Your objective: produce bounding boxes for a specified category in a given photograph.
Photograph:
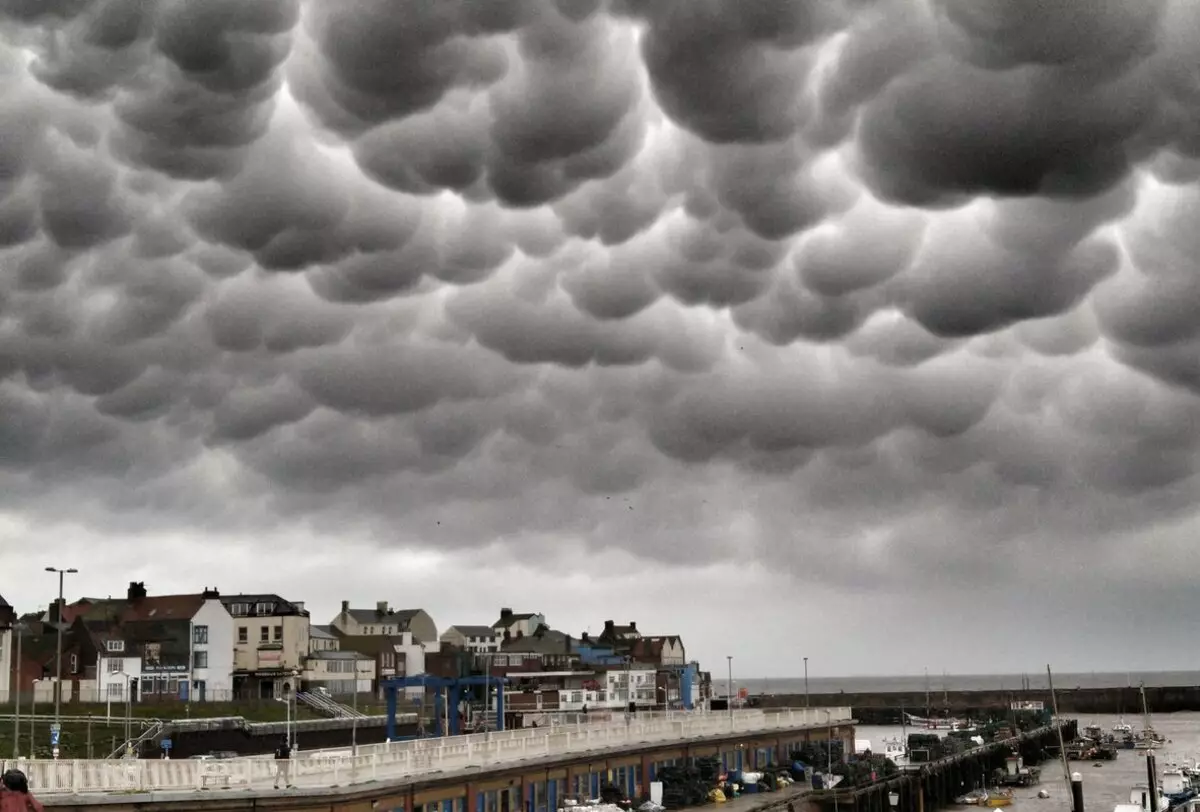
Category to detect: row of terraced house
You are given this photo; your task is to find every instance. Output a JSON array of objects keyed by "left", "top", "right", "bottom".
[{"left": 0, "top": 585, "right": 712, "bottom": 722}]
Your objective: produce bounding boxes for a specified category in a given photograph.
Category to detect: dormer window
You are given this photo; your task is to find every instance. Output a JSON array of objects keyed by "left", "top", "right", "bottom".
[
  {"left": 230, "top": 603, "right": 250, "bottom": 616},
  {"left": 255, "top": 602, "right": 272, "bottom": 615},
  {"left": 106, "top": 640, "right": 125, "bottom": 653}
]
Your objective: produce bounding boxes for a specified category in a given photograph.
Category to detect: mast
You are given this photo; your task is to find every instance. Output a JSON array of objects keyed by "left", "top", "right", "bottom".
[
  {"left": 925, "top": 668, "right": 931, "bottom": 718},
  {"left": 1047, "top": 665, "right": 1072, "bottom": 791}
]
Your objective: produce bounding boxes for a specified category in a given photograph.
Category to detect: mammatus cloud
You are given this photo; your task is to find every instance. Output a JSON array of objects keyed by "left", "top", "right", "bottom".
[{"left": 3, "top": 0, "right": 1200, "bottom": 671}]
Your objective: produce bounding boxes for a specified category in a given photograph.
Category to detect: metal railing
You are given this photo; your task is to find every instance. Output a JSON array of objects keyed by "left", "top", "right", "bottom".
[{"left": 3, "top": 707, "right": 851, "bottom": 797}]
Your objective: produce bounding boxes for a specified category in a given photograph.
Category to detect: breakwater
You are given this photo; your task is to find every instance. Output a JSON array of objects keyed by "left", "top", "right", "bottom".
[{"left": 763, "top": 684, "right": 1200, "bottom": 718}]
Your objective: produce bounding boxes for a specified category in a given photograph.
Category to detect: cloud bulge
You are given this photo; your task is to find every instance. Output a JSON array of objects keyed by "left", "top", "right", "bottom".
[{"left": 3, "top": 0, "right": 1200, "bottom": 675}]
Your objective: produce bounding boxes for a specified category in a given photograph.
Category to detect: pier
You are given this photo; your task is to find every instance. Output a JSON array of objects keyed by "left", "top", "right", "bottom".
[
  {"left": 766, "top": 683, "right": 1200, "bottom": 717},
  {"left": 5, "top": 707, "right": 853, "bottom": 811},
  {"left": 804, "top": 721, "right": 1078, "bottom": 812}
]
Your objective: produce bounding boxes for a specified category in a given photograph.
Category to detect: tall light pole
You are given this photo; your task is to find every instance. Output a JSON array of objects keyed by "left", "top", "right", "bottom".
[
  {"left": 12, "top": 622, "right": 25, "bottom": 758},
  {"left": 726, "top": 656, "right": 734, "bottom": 725},
  {"left": 45, "top": 566, "right": 78, "bottom": 734},
  {"left": 804, "top": 657, "right": 810, "bottom": 708}
]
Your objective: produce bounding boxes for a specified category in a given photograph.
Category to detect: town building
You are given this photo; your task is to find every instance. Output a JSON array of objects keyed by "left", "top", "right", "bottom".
[
  {"left": 302, "top": 650, "right": 375, "bottom": 696},
  {"left": 491, "top": 609, "right": 545, "bottom": 638},
  {"left": 330, "top": 601, "right": 436, "bottom": 643},
  {"left": 330, "top": 603, "right": 438, "bottom": 699},
  {"left": 61, "top": 583, "right": 234, "bottom": 702},
  {"left": 309, "top": 625, "right": 339, "bottom": 654},
  {"left": 440, "top": 625, "right": 502, "bottom": 653},
  {"left": 221, "top": 593, "right": 311, "bottom": 699},
  {"left": 0, "top": 595, "right": 13, "bottom": 701}
]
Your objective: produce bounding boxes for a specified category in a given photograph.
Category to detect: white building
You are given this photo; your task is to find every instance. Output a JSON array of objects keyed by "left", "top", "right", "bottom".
[
  {"left": 93, "top": 632, "right": 142, "bottom": 706},
  {"left": 440, "top": 625, "right": 503, "bottom": 653},
  {"left": 559, "top": 665, "right": 657, "bottom": 711},
  {"left": 188, "top": 593, "right": 234, "bottom": 701}
]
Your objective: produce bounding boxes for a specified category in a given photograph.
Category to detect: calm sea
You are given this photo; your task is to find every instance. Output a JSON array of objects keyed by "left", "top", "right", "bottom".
[{"left": 741, "top": 671, "right": 1200, "bottom": 695}]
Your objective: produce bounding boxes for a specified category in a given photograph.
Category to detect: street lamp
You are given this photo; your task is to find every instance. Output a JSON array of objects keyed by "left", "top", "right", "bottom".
[
  {"left": 45, "top": 566, "right": 78, "bottom": 733},
  {"left": 11, "top": 622, "right": 26, "bottom": 758},
  {"left": 726, "top": 656, "right": 734, "bottom": 725},
  {"left": 804, "top": 657, "right": 809, "bottom": 709}
]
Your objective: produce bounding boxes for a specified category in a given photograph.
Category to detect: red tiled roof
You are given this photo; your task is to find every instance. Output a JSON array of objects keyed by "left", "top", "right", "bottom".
[{"left": 63, "top": 595, "right": 205, "bottom": 624}]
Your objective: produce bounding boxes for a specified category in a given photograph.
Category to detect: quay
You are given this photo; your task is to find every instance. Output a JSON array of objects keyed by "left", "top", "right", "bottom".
[
  {"left": 806, "top": 720, "right": 1079, "bottom": 812},
  {"left": 766, "top": 683, "right": 1200, "bottom": 717},
  {"left": 3, "top": 707, "right": 853, "bottom": 812}
]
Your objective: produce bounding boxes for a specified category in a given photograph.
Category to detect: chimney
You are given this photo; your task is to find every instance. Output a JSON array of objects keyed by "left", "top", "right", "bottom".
[
  {"left": 201, "top": 587, "right": 220, "bottom": 599},
  {"left": 500, "top": 608, "right": 513, "bottom": 620},
  {"left": 127, "top": 582, "right": 147, "bottom": 601},
  {"left": 516, "top": 629, "right": 524, "bottom": 638},
  {"left": 581, "top": 632, "right": 590, "bottom": 643},
  {"left": 341, "top": 600, "right": 350, "bottom": 613},
  {"left": 604, "top": 620, "right": 614, "bottom": 631},
  {"left": 376, "top": 601, "right": 388, "bottom": 616},
  {"left": 629, "top": 621, "right": 636, "bottom": 632},
  {"left": 293, "top": 601, "right": 305, "bottom": 613}
]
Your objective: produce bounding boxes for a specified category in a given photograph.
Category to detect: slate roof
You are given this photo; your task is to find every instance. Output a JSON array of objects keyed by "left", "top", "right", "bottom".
[
  {"left": 492, "top": 612, "right": 537, "bottom": 629},
  {"left": 501, "top": 628, "right": 575, "bottom": 655},
  {"left": 310, "top": 625, "right": 337, "bottom": 640},
  {"left": 447, "top": 625, "right": 496, "bottom": 638},
  {"left": 220, "top": 594, "right": 308, "bottom": 616},
  {"left": 344, "top": 607, "right": 421, "bottom": 627}
]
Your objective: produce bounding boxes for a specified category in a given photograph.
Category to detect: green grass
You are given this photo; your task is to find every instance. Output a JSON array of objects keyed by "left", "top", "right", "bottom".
[{"left": 0, "top": 717, "right": 155, "bottom": 760}]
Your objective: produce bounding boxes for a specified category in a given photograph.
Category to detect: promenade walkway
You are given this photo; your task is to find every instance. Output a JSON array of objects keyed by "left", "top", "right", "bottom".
[{"left": 2, "top": 707, "right": 852, "bottom": 799}]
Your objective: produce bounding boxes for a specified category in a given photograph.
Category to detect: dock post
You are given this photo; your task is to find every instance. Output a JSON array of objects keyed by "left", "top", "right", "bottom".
[{"left": 1071, "top": 772, "right": 1084, "bottom": 812}]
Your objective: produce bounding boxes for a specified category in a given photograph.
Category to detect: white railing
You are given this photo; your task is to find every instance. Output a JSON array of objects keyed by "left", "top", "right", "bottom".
[{"left": 5, "top": 707, "right": 851, "bottom": 798}]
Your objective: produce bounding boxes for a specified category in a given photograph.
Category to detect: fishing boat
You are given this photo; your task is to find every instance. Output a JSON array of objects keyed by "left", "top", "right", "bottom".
[
  {"left": 954, "top": 789, "right": 1013, "bottom": 807},
  {"left": 878, "top": 736, "right": 910, "bottom": 768},
  {"left": 905, "top": 712, "right": 964, "bottom": 730},
  {"left": 1115, "top": 722, "right": 1134, "bottom": 735}
]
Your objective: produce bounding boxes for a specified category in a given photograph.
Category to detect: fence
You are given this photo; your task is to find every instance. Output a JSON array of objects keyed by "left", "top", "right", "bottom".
[{"left": 2, "top": 707, "right": 852, "bottom": 797}]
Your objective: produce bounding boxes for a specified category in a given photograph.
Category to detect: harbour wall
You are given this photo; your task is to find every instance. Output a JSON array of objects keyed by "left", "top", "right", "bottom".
[{"left": 763, "top": 685, "right": 1200, "bottom": 718}]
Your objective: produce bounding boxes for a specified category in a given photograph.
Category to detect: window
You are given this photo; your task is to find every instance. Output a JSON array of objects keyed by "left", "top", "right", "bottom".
[
  {"left": 260, "top": 626, "right": 269, "bottom": 643},
  {"left": 106, "top": 639, "right": 125, "bottom": 653},
  {"left": 108, "top": 658, "right": 123, "bottom": 674},
  {"left": 238, "top": 626, "right": 248, "bottom": 643},
  {"left": 107, "top": 683, "right": 123, "bottom": 699},
  {"left": 193, "top": 625, "right": 209, "bottom": 644},
  {"left": 273, "top": 625, "right": 283, "bottom": 641},
  {"left": 230, "top": 603, "right": 250, "bottom": 616},
  {"left": 255, "top": 602, "right": 272, "bottom": 615},
  {"left": 193, "top": 650, "right": 208, "bottom": 669},
  {"left": 141, "top": 677, "right": 153, "bottom": 695}
]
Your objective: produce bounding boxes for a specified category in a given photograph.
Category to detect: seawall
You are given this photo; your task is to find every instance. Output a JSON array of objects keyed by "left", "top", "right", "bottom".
[{"left": 762, "top": 684, "right": 1200, "bottom": 718}]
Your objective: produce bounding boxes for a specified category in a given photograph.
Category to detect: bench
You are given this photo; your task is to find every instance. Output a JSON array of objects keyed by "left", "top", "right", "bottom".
[{"left": 198, "top": 762, "right": 249, "bottom": 789}]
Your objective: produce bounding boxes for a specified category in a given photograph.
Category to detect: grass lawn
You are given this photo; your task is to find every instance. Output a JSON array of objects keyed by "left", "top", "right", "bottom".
[{"left": 9, "top": 701, "right": 323, "bottom": 723}]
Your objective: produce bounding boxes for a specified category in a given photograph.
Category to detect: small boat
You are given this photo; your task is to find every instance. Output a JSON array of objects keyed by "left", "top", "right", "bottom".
[
  {"left": 878, "top": 736, "right": 909, "bottom": 767},
  {"left": 985, "top": 790, "right": 1015, "bottom": 808},
  {"left": 1115, "top": 723, "right": 1134, "bottom": 734}
]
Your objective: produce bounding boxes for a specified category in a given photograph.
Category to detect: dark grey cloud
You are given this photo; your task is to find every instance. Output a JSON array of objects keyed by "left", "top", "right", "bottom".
[{"left": 3, "top": 0, "right": 1200, "bottom": 673}]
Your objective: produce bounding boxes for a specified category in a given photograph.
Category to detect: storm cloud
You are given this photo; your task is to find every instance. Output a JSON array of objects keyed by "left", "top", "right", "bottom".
[{"left": 4, "top": 0, "right": 1200, "bottom": 673}]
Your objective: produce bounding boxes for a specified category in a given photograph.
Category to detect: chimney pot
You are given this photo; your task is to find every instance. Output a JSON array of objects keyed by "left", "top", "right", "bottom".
[
  {"left": 376, "top": 601, "right": 388, "bottom": 615},
  {"left": 604, "top": 620, "right": 614, "bottom": 630},
  {"left": 341, "top": 600, "right": 350, "bottom": 613},
  {"left": 629, "top": 621, "right": 636, "bottom": 631}
]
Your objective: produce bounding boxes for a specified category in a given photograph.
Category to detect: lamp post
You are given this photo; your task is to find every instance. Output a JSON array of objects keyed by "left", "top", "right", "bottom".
[
  {"left": 726, "top": 656, "right": 734, "bottom": 725},
  {"left": 12, "top": 622, "right": 25, "bottom": 758},
  {"left": 804, "top": 657, "right": 809, "bottom": 709},
  {"left": 45, "top": 566, "right": 78, "bottom": 732}
]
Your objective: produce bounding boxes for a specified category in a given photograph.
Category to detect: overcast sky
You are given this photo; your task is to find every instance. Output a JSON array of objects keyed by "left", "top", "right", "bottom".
[{"left": 3, "top": 0, "right": 1200, "bottom": 679}]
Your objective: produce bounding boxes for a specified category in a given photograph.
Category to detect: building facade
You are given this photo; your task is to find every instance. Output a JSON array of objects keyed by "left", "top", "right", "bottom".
[
  {"left": 303, "top": 650, "right": 375, "bottom": 695},
  {"left": 0, "top": 595, "right": 13, "bottom": 701},
  {"left": 331, "top": 602, "right": 437, "bottom": 644},
  {"left": 492, "top": 609, "right": 546, "bottom": 639},
  {"left": 222, "top": 593, "right": 311, "bottom": 699},
  {"left": 440, "top": 625, "right": 502, "bottom": 653}
]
